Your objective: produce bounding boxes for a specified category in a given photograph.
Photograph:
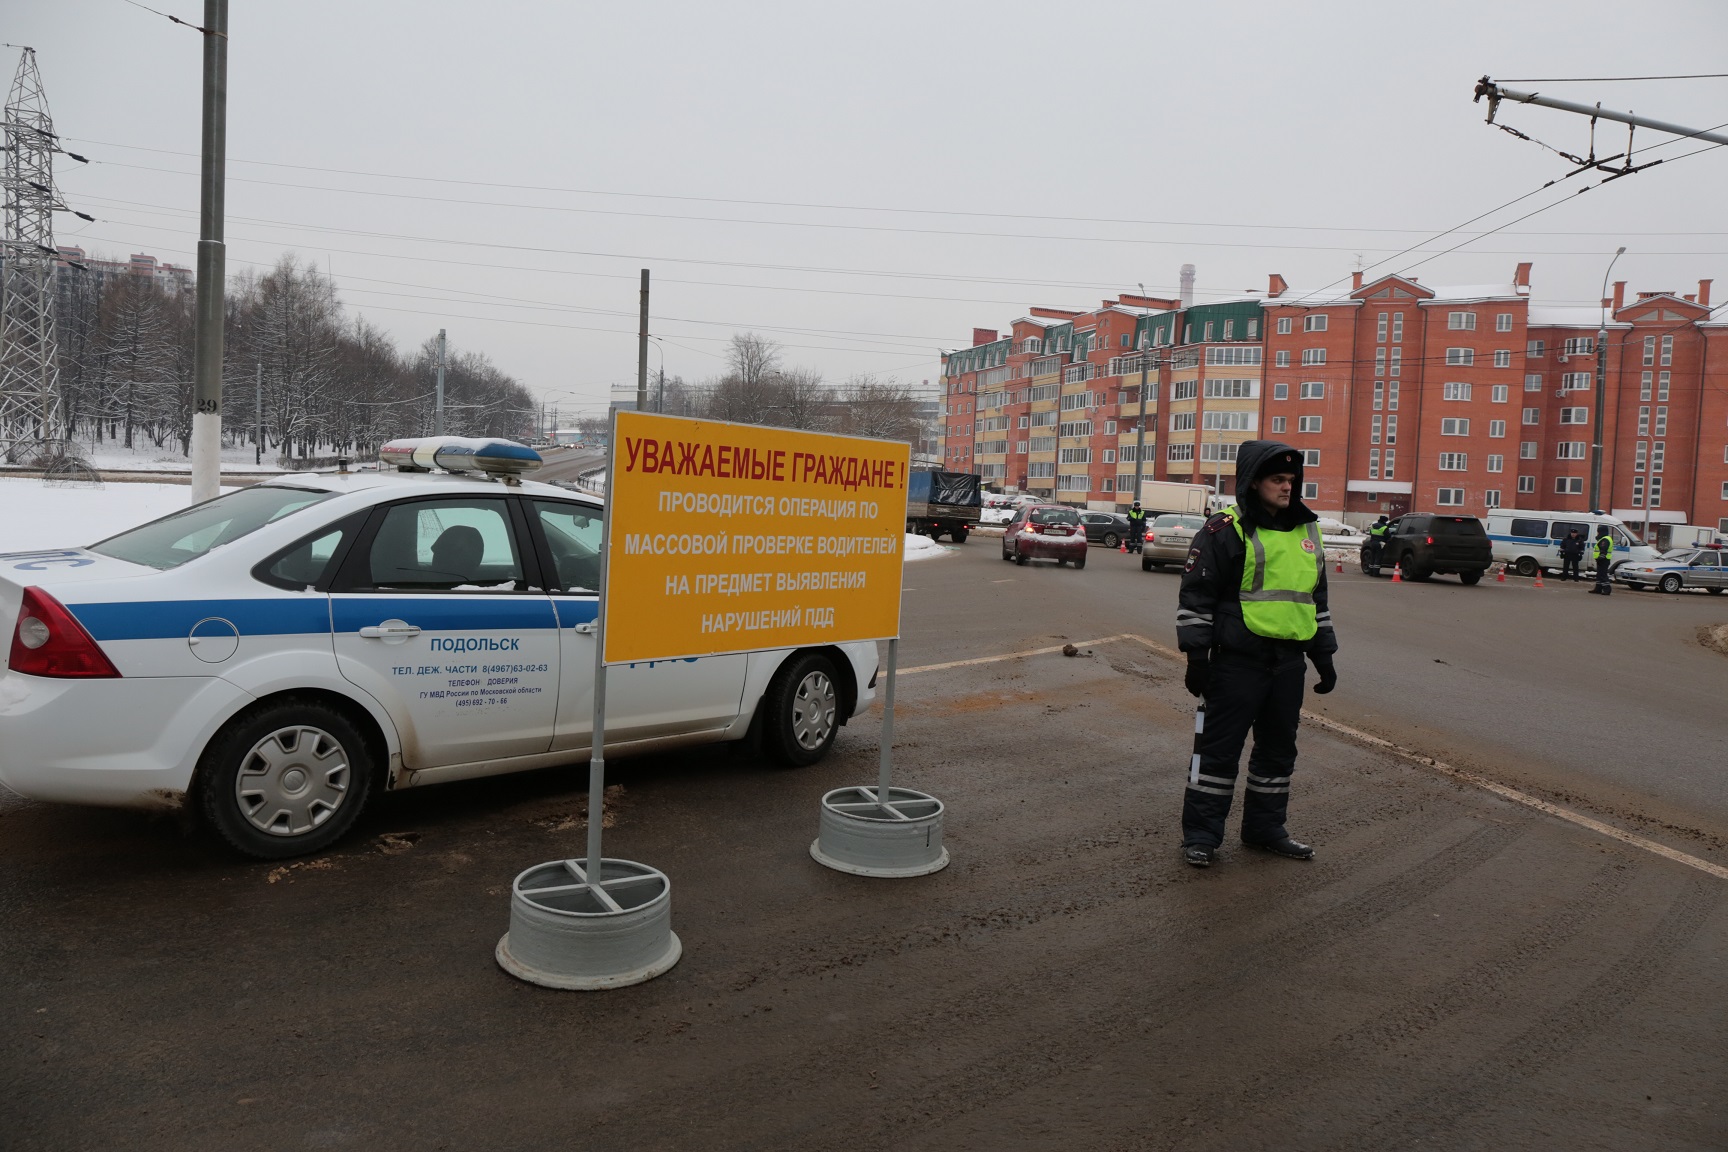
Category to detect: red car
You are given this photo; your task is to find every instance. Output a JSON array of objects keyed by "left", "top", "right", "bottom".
[{"left": 1001, "top": 504, "right": 1090, "bottom": 568}]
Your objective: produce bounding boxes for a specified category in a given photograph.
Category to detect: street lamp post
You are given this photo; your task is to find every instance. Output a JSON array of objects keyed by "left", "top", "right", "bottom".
[{"left": 1588, "top": 246, "right": 1627, "bottom": 513}]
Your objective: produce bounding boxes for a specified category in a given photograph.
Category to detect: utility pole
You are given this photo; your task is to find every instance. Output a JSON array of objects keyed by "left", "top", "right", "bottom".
[
  {"left": 1474, "top": 79, "right": 1728, "bottom": 148},
  {"left": 636, "top": 269, "right": 649, "bottom": 413},
  {"left": 254, "top": 360, "right": 262, "bottom": 466},
  {"left": 657, "top": 365, "right": 665, "bottom": 414},
  {"left": 1590, "top": 246, "right": 1627, "bottom": 512},
  {"left": 189, "top": 0, "right": 228, "bottom": 504},
  {"left": 434, "top": 328, "right": 446, "bottom": 435}
]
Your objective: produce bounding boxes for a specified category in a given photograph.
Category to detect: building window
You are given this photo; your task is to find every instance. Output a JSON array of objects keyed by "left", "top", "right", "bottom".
[
  {"left": 1171, "top": 380, "right": 1198, "bottom": 401},
  {"left": 1384, "top": 449, "right": 1396, "bottom": 478},
  {"left": 1649, "top": 476, "right": 1663, "bottom": 507},
  {"left": 1527, "top": 339, "right": 1545, "bottom": 358},
  {"left": 1441, "top": 418, "right": 1470, "bottom": 436},
  {"left": 1562, "top": 337, "right": 1595, "bottom": 356},
  {"left": 1525, "top": 373, "right": 1543, "bottom": 392},
  {"left": 1561, "top": 372, "right": 1592, "bottom": 392},
  {"left": 1438, "top": 453, "right": 1468, "bottom": 471},
  {"left": 1273, "top": 382, "right": 1289, "bottom": 400},
  {"left": 1221, "top": 320, "right": 1235, "bottom": 340},
  {"left": 1392, "top": 313, "right": 1404, "bottom": 342},
  {"left": 1247, "top": 320, "right": 1259, "bottom": 339},
  {"left": 1373, "top": 381, "right": 1384, "bottom": 410},
  {"left": 1375, "top": 348, "right": 1387, "bottom": 376},
  {"left": 1104, "top": 419, "right": 1117, "bottom": 434},
  {"left": 1299, "top": 381, "right": 1324, "bottom": 399},
  {"left": 1437, "top": 488, "right": 1465, "bottom": 506},
  {"left": 1496, "top": 313, "right": 1513, "bottom": 332},
  {"left": 1661, "top": 334, "right": 1673, "bottom": 366},
  {"left": 1485, "top": 489, "right": 1502, "bottom": 508},
  {"left": 1448, "top": 311, "right": 1477, "bottom": 331},
  {"left": 1377, "top": 313, "right": 1388, "bottom": 342},
  {"left": 1298, "top": 415, "right": 1322, "bottom": 433},
  {"left": 1101, "top": 477, "right": 1114, "bottom": 492},
  {"left": 1207, "top": 346, "right": 1262, "bottom": 366},
  {"left": 1494, "top": 349, "right": 1513, "bottom": 368},
  {"left": 1522, "top": 408, "right": 1540, "bottom": 425},
  {"left": 1390, "top": 348, "right": 1402, "bottom": 376},
  {"left": 1203, "top": 322, "right": 1214, "bottom": 342},
  {"left": 1275, "top": 350, "right": 1291, "bottom": 367},
  {"left": 1658, "top": 371, "right": 1670, "bottom": 402},
  {"left": 1632, "top": 476, "right": 1644, "bottom": 506},
  {"left": 1635, "top": 441, "right": 1648, "bottom": 471},
  {"left": 1270, "top": 416, "right": 1287, "bottom": 433},
  {"left": 1302, "top": 481, "right": 1319, "bottom": 499},
  {"left": 1638, "top": 406, "right": 1650, "bottom": 435},
  {"left": 1371, "top": 414, "right": 1382, "bottom": 444},
  {"left": 1643, "top": 336, "right": 1656, "bottom": 366},
  {"left": 1301, "top": 348, "right": 1327, "bottom": 366},
  {"left": 1369, "top": 449, "right": 1380, "bottom": 480},
  {"left": 1558, "top": 407, "right": 1588, "bottom": 424},
  {"left": 1446, "top": 348, "right": 1475, "bottom": 366},
  {"left": 1303, "top": 449, "right": 1321, "bottom": 467},
  {"left": 1443, "top": 382, "right": 1472, "bottom": 401},
  {"left": 1167, "top": 443, "right": 1194, "bottom": 462},
  {"left": 1171, "top": 412, "right": 1196, "bottom": 432},
  {"left": 1487, "top": 454, "right": 1504, "bottom": 473},
  {"left": 1655, "top": 406, "right": 1668, "bottom": 436},
  {"left": 1651, "top": 441, "right": 1665, "bottom": 473},
  {"left": 1276, "top": 316, "right": 1292, "bottom": 334},
  {"left": 1557, "top": 442, "right": 1587, "bottom": 459},
  {"left": 1016, "top": 441, "right": 1028, "bottom": 454},
  {"left": 1388, "top": 382, "right": 1400, "bottom": 411},
  {"left": 1489, "top": 420, "right": 1506, "bottom": 438},
  {"left": 1555, "top": 477, "right": 1584, "bottom": 495},
  {"left": 1386, "top": 415, "right": 1398, "bottom": 443},
  {"left": 1491, "top": 384, "right": 1509, "bottom": 403},
  {"left": 1102, "top": 449, "right": 1116, "bottom": 463},
  {"left": 1204, "top": 378, "right": 1259, "bottom": 399},
  {"left": 1304, "top": 314, "right": 1328, "bottom": 332},
  {"left": 1199, "top": 442, "right": 1239, "bottom": 464},
  {"left": 1202, "top": 410, "right": 1256, "bottom": 431},
  {"left": 1518, "top": 476, "right": 1536, "bottom": 494},
  {"left": 1520, "top": 441, "right": 1537, "bottom": 459},
  {"left": 1059, "top": 448, "right": 1091, "bottom": 464}
]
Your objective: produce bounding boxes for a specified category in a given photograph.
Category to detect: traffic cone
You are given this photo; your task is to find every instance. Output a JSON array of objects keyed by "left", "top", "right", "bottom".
[
  {"left": 1335, "top": 558, "right": 1344, "bottom": 573},
  {"left": 1533, "top": 569, "right": 1545, "bottom": 588},
  {"left": 1391, "top": 563, "right": 1402, "bottom": 583},
  {"left": 1496, "top": 563, "right": 1506, "bottom": 582},
  {"left": 1119, "top": 541, "right": 1128, "bottom": 553}
]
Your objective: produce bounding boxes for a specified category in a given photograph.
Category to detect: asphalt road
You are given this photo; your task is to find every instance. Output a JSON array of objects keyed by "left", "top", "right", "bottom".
[{"left": 3, "top": 536, "right": 1725, "bottom": 1150}]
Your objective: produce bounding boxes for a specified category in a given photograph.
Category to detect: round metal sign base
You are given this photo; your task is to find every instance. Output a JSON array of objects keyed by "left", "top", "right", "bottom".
[
  {"left": 495, "top": 857, "right": 681, "bottom": 990},
  {"left": 813, "top": 786, "right": 949, "bottom": 878}
]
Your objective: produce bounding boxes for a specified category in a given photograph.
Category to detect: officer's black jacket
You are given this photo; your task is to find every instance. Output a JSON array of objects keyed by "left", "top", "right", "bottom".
[{"left": 1175, "top": 440, "right": 1338, "bottom": 661}]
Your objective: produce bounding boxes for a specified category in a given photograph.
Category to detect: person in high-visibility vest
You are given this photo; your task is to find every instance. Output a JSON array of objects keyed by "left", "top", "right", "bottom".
[
  {"left": 1125, "top": 502, "right": 1148, "bottom": 553},
  {"left": 1590, "top": 526, "right": 1615, "bottom": 595},
  {"left": 1365, "top": 515, "right": 1391, "bottom": 569},
  {"left": 1175, "top": 441, "right": 1337, "bottom": 867}
]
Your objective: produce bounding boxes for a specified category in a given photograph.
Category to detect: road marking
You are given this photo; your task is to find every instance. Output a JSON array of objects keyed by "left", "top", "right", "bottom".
[
  {"left": 1112, "top": 633, "right": 1728, "bottom": 882},
  {"left": 899, "top": 635, "right": 1132, "bottom": 677}
]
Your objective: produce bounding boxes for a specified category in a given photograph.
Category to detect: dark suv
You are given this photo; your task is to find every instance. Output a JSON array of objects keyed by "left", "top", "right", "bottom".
[{"left": 1361, "top": 513, "right": 1493, "bottom": 584}]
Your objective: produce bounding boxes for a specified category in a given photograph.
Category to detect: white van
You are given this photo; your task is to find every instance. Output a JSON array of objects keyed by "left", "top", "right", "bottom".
[{"left": 1483, "top": 510, "right": 1660, "bottom": 577}]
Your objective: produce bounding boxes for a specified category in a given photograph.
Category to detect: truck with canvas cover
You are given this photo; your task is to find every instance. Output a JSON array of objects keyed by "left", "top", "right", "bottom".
[
  {"left": 906, "top": 469, "right": 982, "bottom": 543},
  {"left": 1137, "top": 479, "right": 1223, "bottom": 517}
]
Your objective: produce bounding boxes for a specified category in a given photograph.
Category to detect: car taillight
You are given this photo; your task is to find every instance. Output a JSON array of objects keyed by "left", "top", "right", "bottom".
[
  {"left": 1426, "top": 536, "right": 1434, "bottom": 545},
  {"left": 8, "top": 587, "right": 121, "bottom": 679}
]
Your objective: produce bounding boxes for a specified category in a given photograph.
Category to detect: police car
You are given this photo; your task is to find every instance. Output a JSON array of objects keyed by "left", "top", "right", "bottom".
[{"left": 0, "top": 437, "right": 878, "bottom": 859}]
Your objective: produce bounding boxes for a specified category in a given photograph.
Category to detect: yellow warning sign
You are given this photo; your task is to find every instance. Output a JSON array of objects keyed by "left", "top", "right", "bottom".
[{"left": 601, "top": 412, "right": 910, "bottom": 665}]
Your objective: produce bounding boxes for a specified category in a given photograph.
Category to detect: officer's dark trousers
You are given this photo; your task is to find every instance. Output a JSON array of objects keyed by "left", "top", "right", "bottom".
[
  {"left": 1561, "top": 556, "right": 1581, "bottom": 581},
  {"left": 1595, "top": 557, "right": 1612, "bottom": 592},
  {"left": 1182, "top": 646, "right": 1306, "bottom": 848}
]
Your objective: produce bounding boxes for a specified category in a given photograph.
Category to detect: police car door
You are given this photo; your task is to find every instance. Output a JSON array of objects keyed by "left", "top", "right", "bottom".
[
  {"left": 329, "top": 495, "right": 559, "bottom": 768},
  {"left": 526, "top": 496, "right": 746, "bottom": 751}
]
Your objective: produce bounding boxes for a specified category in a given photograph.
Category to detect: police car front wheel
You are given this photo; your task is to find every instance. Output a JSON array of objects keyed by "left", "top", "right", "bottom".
[
  {"left": 198, "top": 700, "right": 376, "bottom": 859},
  {"left": 763, "top": 653, "right": 841, "bottom": 768}
]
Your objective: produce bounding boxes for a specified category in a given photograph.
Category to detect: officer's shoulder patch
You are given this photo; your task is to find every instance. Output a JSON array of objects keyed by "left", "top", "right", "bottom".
[{"left": 1205, "top": 511, "right": 1235, "bottom": 534}]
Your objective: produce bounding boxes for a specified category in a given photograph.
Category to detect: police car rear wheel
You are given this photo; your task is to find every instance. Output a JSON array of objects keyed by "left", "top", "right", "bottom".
[
  {"left": 763, "top": 653, "right": 840, "bottom": 767},
  {"left": 200, "top": 701, "right": 375, "bottom": 859},
  {"left": 1659, "top": 574, "right": 1683, "bottom": 594}
]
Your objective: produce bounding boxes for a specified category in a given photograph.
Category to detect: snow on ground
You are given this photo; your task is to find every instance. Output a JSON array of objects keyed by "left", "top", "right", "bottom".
[
  {"left": 78, "top": 441, "right": 293, "bottom": 473},
  {"left": 0, "top": 477, "right": 233, "bottom": 552},
  {"left": 903, "top": 533, "right": 948, "bottom": 562}
]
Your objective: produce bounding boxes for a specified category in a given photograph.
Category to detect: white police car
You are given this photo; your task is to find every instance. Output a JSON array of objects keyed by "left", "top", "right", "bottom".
[{"left": 0, "top": 437, "right": 878, "bottom": 858}]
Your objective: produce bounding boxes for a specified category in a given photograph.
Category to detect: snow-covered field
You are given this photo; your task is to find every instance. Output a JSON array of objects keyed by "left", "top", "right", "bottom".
[{"left": 0, "top": 477, "right": 233, "bottom": 552}]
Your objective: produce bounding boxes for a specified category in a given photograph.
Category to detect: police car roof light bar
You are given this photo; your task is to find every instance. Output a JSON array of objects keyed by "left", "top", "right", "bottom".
[{"left": 378, "top": 437, "right": 543, "bottom": 479}]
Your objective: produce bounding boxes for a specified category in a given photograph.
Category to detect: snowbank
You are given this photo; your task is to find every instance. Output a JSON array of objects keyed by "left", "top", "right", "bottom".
[
  {"left": 903, "top": 533, "right": 948, "bottom": 562},
  {"left": 0, "top": 477, "right": 235, "bottom": 553}
]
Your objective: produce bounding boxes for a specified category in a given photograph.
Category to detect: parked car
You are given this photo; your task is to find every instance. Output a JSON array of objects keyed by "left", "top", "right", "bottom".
[
  {"left": 980, "top": 496, "right": 1018, "bottom": 526},
  {"left": 1360, "top": 513, "right": 1493, "bottom": 583},
  {"left": 1001, "top": 504, "right": 1089, "bottom": 568},
  {"left": 1141, "top": 513, "right": 1206, "bottom": 570},
  {"left": 1078, "top": 511, "right": 1131, "bottom": 549},
  {"left": 1615, "top": 548, "right": 1728, "bottom": 594},
  {"left": 0, "top": 438, "right": 879, "bottom": 859}
]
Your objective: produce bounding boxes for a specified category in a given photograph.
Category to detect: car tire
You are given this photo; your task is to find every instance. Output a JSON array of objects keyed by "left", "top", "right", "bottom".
[
  {"left": 1708, "top": 587, "right": 1723, "bottom": 595},
  {"left": 197, "top": 698, "right": 376, "bottom": 860},
  {"left": 1514, "top": 556, "right": 1540, "bottom": 578},
  {"left": 762, "top": 652, "right": 841, "bottom": 767},
  {"left": 1459, "top": 570, "right": 1482, "bottom": 585},
  {"left": 1141, "top": 558, "right": 1153, "bottom": 572},
  {"left": 1627, "top": 582, "right": 1645, "bottom": 591},
  {"left": 1659, "top": 573, "right": 1683, "bottom": 594},
  {"left": 1102, "top": 532, "right": 1119, "bottom": 549},
  {"left": 951, "top": 525, "right": 969, "bottom": 544},
  {"left": 1015, "top": 550, "right": 1028, "bottom": 566},
  {"left": 1001, "top": 545, "right": 1013, "bottom": 561},
  {"left": 1074, "top": 553, "right": 1087, "bottom": 570}
]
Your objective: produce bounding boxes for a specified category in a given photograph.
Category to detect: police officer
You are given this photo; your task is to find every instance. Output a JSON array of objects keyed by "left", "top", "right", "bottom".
[
  {"left": 1590, "top": 525, "right": 1615, "bottom": 594},
  {"left": 1558, "top": 528, "right": 1586, "bottom": 582},
  {"left": 1176, "top": 441, "right": 1336, "bottom": 867},
  {"left": 1365, "top": 515, "right": 1390, "bottom": 570},
  {"left": 1126, "top": 501, "right": 1148, "bottom": 553}
]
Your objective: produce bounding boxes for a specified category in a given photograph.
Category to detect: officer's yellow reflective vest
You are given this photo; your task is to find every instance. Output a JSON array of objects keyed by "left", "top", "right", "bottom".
[
  {"left": 1229, "top": 506, "right": 1324, "bottom": 641},
  {"left": 1595, "top": 534, "right": 1614, "bottom": 560}
]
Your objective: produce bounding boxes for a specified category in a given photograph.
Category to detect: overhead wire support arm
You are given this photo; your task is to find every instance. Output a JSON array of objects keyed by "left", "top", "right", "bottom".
[{"left": 1474, "top": 77, "right": 1728, "bottom": 148}]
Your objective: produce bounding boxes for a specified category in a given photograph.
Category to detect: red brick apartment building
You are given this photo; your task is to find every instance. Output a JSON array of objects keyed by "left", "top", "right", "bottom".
[{"left": 940, "top": 265, "right": 1728, "bottom": 537}]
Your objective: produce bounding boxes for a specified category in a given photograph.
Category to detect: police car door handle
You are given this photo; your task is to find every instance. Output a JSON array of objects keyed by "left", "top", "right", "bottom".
[
  {"left": 359, "top": 621, "right": 422, "bottom": 640},
  {"left": 573, "top": 621, "right": 597, "bottom": 635}
]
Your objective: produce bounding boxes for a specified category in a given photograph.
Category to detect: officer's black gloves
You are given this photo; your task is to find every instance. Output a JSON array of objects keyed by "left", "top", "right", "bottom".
[
  {"left": 1184, "top": 652, "right": 1210, "bottom": 698},
  {"left": 1310, "top": 654, "right": 1337, "bottom": 694}
]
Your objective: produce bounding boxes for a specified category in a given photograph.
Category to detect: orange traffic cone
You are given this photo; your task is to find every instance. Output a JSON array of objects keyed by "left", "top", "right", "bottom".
[
  {"left": 1119, "top": 541, "right": 1128, "bottom": 553},
  {"left": 1391, "top": 563, "right": 1403, "bottom": 583},
  {"left": 1533, "top": 569, "right": 1545, "bottom": 588},
  {"left": 1496, "top": 563, "right": 1506, "bottom": 582},
  {"left": 1335, "top": 558, "right": 1344, "bottom": 573}
]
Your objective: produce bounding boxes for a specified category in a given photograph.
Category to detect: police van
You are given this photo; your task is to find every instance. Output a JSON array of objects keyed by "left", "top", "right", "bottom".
[
  {"left": 0, "top": 438, "right": 878, "bottom": 859},
  {"left": 1482, "top": 509, "right": 1660, "bottom": 577}
]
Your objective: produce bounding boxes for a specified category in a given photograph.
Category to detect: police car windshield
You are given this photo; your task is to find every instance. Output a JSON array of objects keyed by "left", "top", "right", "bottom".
[{"left": 90, "top": 485, "right": 336, "bottom": 570}]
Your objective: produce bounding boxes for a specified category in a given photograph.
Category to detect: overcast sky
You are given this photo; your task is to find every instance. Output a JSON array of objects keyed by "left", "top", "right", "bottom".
[{"left": 13, "top": 0, "right": 1728, "bottom": 418}]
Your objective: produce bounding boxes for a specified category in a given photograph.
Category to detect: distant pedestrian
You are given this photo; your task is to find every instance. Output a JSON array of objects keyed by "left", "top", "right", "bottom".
[
  {"left": 1558, "top": 528, "right": 1586, "bottom": 582},
  {"left": 1175, "top": 440, "right": 1336, "bottom": 868},
  {"left": 1590, "top": 526, "right": 1615, "bottom": 595}
]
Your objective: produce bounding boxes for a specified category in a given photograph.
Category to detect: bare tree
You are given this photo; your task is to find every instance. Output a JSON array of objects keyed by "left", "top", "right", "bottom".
[
  {"left": 833, "top": 374, "right": 921, "bottom": 444},
  {"left": 726, "top": 332, "right": 782, "bottom": 388}
]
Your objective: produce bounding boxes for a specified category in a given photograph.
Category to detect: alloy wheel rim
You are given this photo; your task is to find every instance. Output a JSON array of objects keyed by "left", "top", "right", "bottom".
[
  {"left": 790, "top": 671, "right": 837, "bottom": 750},
  {"left": 235, "top": 724, "right": 351, "bottom": 836}
]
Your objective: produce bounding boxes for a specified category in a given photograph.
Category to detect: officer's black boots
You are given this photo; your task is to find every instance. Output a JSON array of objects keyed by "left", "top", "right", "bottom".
[
  {"left": 1183, "top": 845, "right": 1216, "bottom": 868},
  {"left": 1243, "top": 835, "right": 1315, "bottom": 860}
]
